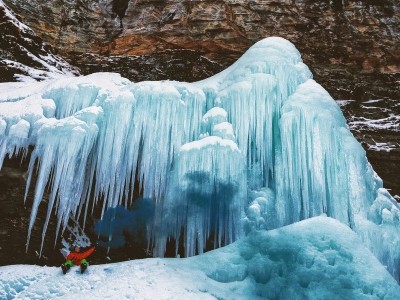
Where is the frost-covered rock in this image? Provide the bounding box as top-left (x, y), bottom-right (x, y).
top-left (0, 2), bottom-right (78, 82)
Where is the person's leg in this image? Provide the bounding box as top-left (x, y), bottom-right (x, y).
top-left (64, 260), bottom-right (74, 268)
top-left (61, 260), bottom-right (73, 274)
top-left (80, 259), bottom-right (88, 273)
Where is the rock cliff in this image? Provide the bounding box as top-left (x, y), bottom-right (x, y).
top-left (3, 1), bottom-right (399, 74)
top-left (0, 2), bottom-right (78, 81)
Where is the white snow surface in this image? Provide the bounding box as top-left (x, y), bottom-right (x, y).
top-left (1, 217), bottom-right (399, 300)
top-left (1, 37), bottom-right (400, 283)
top-left (180, 136), bottom-right (239, 152)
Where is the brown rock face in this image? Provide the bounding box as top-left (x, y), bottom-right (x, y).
top-left (4, 1), bottom-right (399, 73)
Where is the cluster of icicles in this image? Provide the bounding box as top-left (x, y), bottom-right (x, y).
top-left (0, 37), bottom-right (399, 280)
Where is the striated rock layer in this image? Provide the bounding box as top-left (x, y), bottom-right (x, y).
top-left (2, 0), bottom-right (399, 193)
top-left (3, 1), bottom-right (399, 73)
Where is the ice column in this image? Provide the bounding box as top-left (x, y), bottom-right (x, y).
top-left (153, 107), bottom-right (246, 257)
top-left (201, 37), bottom-right (312, 189)
top-left (277, 80), bottom-right (375, 226)
top-left (216, 75), bottom-right (277, 188)
top-left (276, 79), bottom-right (400, 279)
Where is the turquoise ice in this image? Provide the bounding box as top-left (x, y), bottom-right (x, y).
top-left (0, 37), bottom-right (399, 281)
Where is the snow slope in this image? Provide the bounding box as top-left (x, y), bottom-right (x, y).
top-left (1, 217), bottom-right (398, 300)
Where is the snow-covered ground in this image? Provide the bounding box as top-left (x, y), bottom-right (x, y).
top-left (1, 217), bottom-right (399, 299)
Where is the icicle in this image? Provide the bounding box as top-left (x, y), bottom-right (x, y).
top-left (25, 106), bottom-right (102, 250)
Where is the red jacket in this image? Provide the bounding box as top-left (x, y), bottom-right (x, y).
top-left (67, 246), bottom-right (95, 265)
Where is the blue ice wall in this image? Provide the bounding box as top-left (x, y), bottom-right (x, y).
top-left (0, 37), bottom-right (399, 279)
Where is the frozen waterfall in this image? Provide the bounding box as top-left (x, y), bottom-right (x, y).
top-left (152, 108), bottom-right (246, 257)
top-left (0, 37), bottom-right (399, 280)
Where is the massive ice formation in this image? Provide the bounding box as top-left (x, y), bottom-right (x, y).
top-left (0, 37), bottom-right (399, 280)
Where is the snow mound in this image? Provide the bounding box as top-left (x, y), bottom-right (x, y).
top-left (0, 217), bottom-right (398, 299)
top-left (200, 216), bottom-right (400, 299)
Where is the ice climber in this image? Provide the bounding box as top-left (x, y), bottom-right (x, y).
top-left (61, 245), bottom-right (95, 274)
